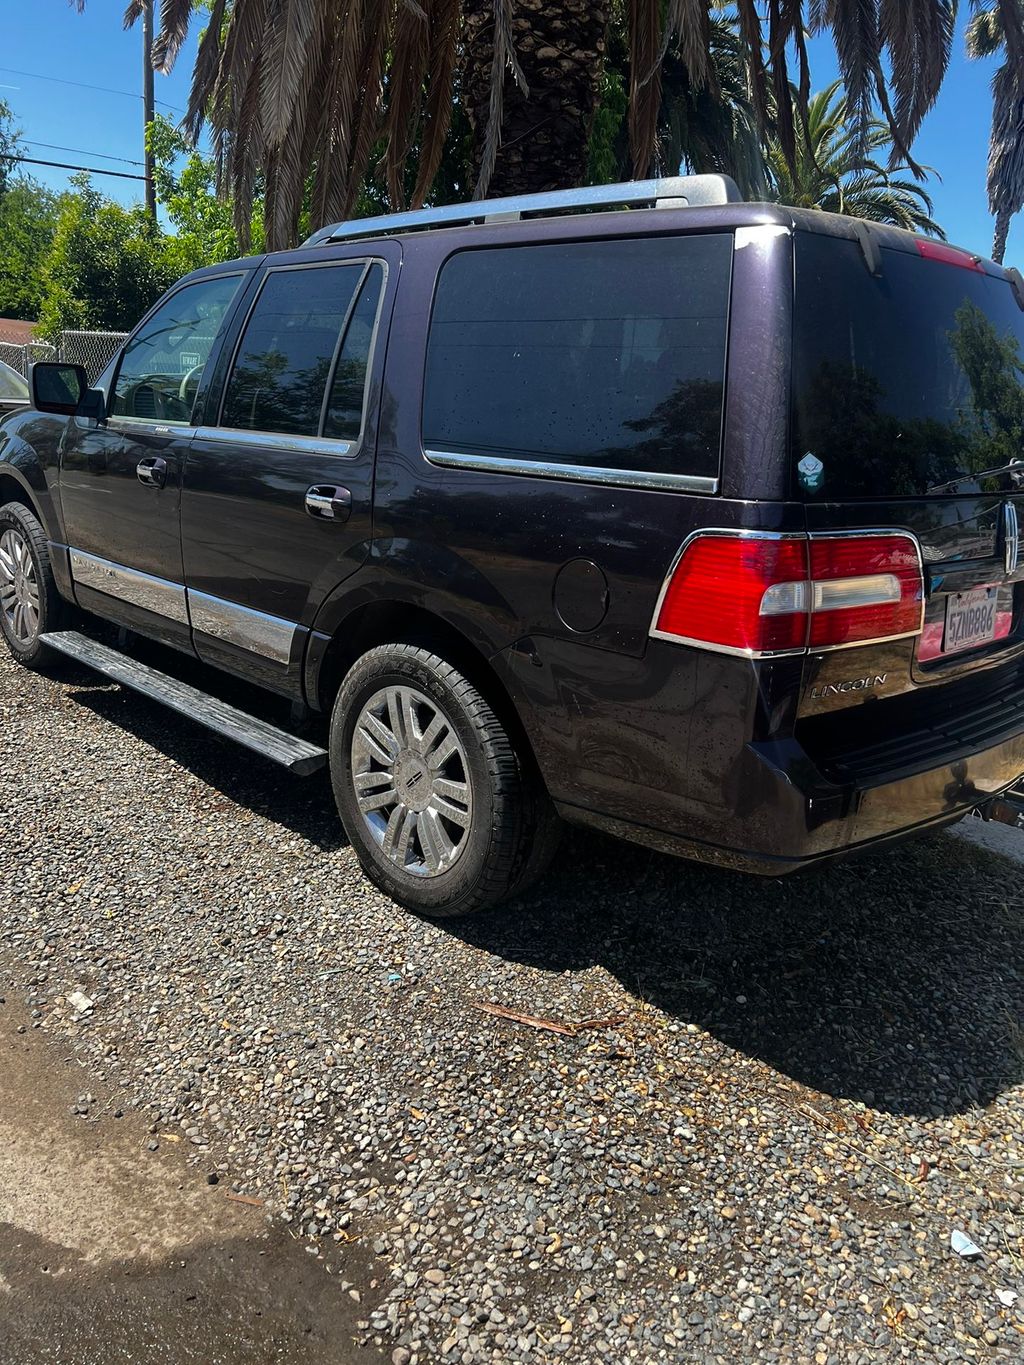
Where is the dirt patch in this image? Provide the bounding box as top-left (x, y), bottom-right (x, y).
top-left (0, 1002), bottom-right (380, 1365)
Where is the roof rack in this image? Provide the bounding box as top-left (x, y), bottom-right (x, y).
top-left (302, 174), bottom-right (742, 248)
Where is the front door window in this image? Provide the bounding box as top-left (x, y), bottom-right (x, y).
top-left (111, 274), bottom-right (241, 425)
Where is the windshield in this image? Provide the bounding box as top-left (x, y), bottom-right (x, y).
top-left (792, 233), bottom-right (1024, 498)
top-left (0, 360), bottom-right (29, 401)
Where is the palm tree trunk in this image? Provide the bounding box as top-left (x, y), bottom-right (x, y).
top-left (993, 205), bottom-right (1012, 264)
top-left (462, 0), bottom-right (609, 197)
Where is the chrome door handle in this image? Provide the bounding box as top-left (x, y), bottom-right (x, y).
top-left (305, 485), bottom-right (352, 522)
top-left (137, 456), bottom-right (168, 488)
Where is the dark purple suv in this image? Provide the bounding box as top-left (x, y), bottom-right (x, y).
top-left (2, 175), bottom-right (1023, 916)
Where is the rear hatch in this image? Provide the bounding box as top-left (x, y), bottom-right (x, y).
top-left (790, 227), bottom-right (1024, 777)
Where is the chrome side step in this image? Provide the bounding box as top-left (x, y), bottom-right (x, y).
top-left (40, 630), bottom-right (328, 776)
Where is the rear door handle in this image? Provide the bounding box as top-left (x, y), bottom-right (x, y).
top-left (137, 456), bottom-right (168, 488)
top-left (305, 485), bottom-right (352, 522)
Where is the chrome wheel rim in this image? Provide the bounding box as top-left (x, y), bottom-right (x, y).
top-left (0, 529), bottom-right (40, 645)
top-left (351, 685), bottom-right (473, 878)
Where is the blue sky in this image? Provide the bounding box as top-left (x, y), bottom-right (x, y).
top-left (1, 3), bottom-right (1017, 262)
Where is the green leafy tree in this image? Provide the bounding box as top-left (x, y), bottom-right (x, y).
top-left (767, 82), bottom-right (945, 236)
top-left (0, 179), bottom-right (61, 320)
top-left (948, 299), bottom-right (1024, 467)
top-left (0, 98), bottom-right (22, 201)
top-left (148, 113), bottom-right (263, 272)
top-left (36, 175), bottom-right (177, 339)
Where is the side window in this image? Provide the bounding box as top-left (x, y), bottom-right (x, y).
top-left (112, 274), bottom-right (241, 424)
top-left (423, 234), bottom-right (733, 480)
top-left (221, 263), bottom-right (383, 441)
top-left (324, 264), bottom-right (384, 441)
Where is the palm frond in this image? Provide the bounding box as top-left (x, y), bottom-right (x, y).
top-left (309, 0), bottom-right (365, 230)
top-left (994, 0), bottom-right (1024, 63)
top-left (184, 0), bottom-right (228, 144)
top-left (383, 0), bottom-right (431, 207)
top-left (987, 58), bottom-right (1024, 223)
top-left (629, 0), bottom-right (663, 177)
top-left (663, 1), bottom-right (712, 90)
top-left (767, 79), bottom-right (945, 236)
top-left (734, 0), bottom-right (772, 138)
top-left (966, 8), bottom-right (1004, 58)
top-left (411, 0), bottom-right (461, 207)
top-left (474, 0), bottom-right (527, 198)
top-left (879, 0), bottom-right (955, 156)
top-left (151, 0), bottom-right (196, 72)
top-left (343, 0), bottom-right (392, 216)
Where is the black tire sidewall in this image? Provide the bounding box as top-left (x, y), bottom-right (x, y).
top-left (330, 649), bottom-right (514, 917)
top-left (0, 502), bottom-right (60, 667)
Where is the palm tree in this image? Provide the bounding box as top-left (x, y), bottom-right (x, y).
top-left (766, 82), bottom-right (945, 237)
top-left (966, 4), bottom-right (1024, 263)
top-left (585, 5), bottom-right (765, 197)
top-left (103, 0), bottom-right (1015, 249)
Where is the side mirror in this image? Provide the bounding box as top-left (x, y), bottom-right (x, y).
top-left (30, 362), bottom-right (106, 421)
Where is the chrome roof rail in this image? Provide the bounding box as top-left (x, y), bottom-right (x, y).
top-left (302, 175), bottom-right (742, 247)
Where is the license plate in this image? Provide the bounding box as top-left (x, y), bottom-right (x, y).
top-left (943, 587), bottom-right (999, 654)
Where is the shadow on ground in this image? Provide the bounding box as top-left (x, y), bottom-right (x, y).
top-left (454, 825), bottom-right (1024, 1120)
top-left (69, 683), bottom-right (344, 853)
top-left (0, 1223), bottom-right (378, 1365)
top-left (54, 649), bottom-right (1024, 1122)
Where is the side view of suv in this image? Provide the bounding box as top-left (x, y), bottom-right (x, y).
top-left (2, 175), bottom-right (1023, 917)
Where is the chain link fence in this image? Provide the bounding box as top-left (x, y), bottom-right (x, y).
top-left (0, 331), bottom-right (129, 385)
top-left (0, 339), bottom-right (56, 379)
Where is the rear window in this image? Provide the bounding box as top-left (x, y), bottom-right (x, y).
top-left (423, 234), bottom-right (733, 482)
top-left (793, 233), bottom-right (1024, 498)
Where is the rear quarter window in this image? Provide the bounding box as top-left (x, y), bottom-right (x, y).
top-left (422, 233), bottom-right (733, 482)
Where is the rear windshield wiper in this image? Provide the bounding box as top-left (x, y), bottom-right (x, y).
top-left (927, 459), bottom-right (1024, 494)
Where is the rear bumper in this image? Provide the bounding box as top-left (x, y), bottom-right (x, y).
top-left (557, 722), bottom-right (1024, 876)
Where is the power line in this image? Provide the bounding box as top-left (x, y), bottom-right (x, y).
top-left (0, 65), bottom-right (183, 115)
top-left (9, 154), bottom-right (150, 184)
top-left (24, 140), bottom-right (145, 168)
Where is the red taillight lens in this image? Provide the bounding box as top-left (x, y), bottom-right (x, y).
top-left (653, 534), bottom-right (809, 653)
top-left (915, 239), bottom-right (985, 273)
top-left (653, 531), bottom-right (923, 656)
top-left (808, 535), bottom-right (924, 648)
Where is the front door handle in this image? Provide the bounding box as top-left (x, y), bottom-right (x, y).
top-left (137, 456), bottom-right (168, 488)
top-left (305, 485), bottom-right (352, 522)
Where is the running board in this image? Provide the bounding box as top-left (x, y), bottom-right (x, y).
top-left (40, 630), bottom-right (328, 776)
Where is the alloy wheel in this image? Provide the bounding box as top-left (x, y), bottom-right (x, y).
top-left (351, 684), bottom-right (474, 878)
top-left (0, 529), bottom-right (40, 645)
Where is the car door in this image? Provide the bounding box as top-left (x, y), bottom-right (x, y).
top-left (180, 243), bottom-right (397, 693)
top-left (59, 271), bottom-right (247, 650)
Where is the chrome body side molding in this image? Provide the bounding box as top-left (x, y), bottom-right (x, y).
top-left (69, 549), bottom-right (300, 664)
top-left (188, 590), bottom-right (298, 665)
top-left (69, 549), bottom-right (189, 625)
top-left (424, 449), bottom-right (719, 496)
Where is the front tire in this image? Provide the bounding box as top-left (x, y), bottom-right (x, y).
top-left (330, 643), bottom-right (556, 917)
top-left (0, 501), bottom-right (67, 669)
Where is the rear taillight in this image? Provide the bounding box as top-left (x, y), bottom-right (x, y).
top-left (651, 530), bottom-right (924, 657)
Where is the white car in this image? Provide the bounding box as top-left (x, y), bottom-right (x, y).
top-left (0, 359), bottom-right (30, 416)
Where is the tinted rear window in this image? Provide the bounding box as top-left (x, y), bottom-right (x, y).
top-left (793, 233), bottom-right (1024, 498)
top-left (423, 234), bottom-right (732, 481)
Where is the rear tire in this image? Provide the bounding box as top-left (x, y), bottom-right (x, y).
top-left (0, 501), bottom-right (68, 670)
top-left (330, 643), bottom-right (558, 917)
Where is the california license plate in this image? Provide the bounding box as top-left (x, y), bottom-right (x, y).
top-left (943, 587), bottom-right (999, 654)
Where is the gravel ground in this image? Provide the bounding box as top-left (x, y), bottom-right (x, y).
top-left (3, 642), bottom-right (1024, 1363)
